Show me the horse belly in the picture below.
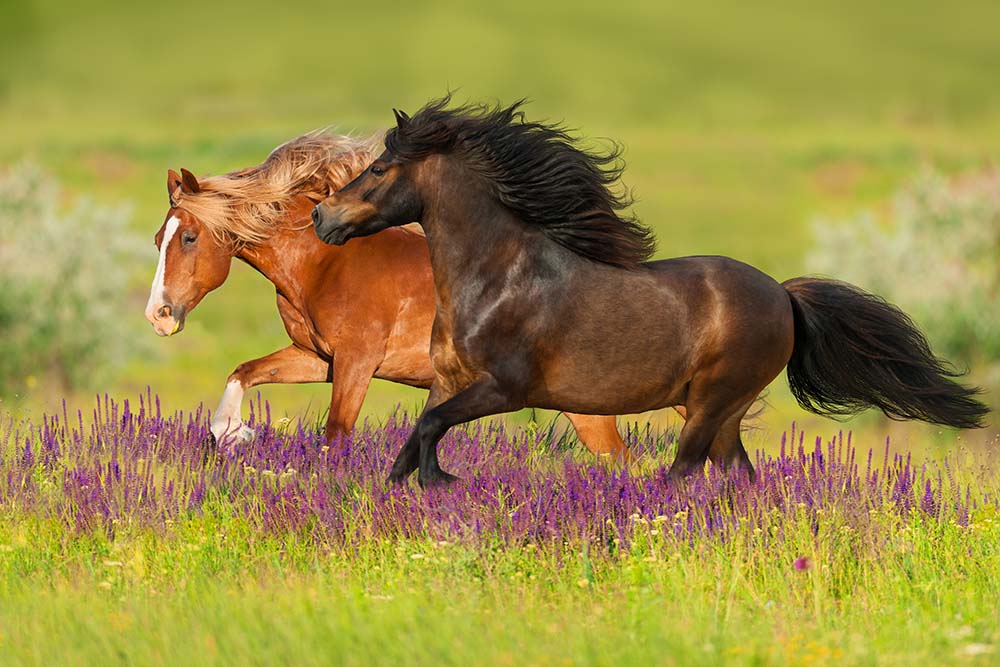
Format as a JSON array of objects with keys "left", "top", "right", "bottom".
[
  {"left": 527, "top": 372, "right": 687, "bottom": 415},
  {"left": 529, "top": 331, "right": 692, "bottom": 415},
  {"left": 374, "top": 352, "right": 434, "bottom": 388}
]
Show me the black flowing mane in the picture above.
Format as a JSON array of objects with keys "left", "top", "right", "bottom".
[{"left": 385, "top": 97, "right": 656, "bottom": 268}]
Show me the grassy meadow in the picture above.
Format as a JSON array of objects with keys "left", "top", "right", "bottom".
[
  {"left": 2, "top": 1, "right": 1000, "bottom": 664},
  {"left": 1, "top": 395, "right": 998, "bottom": 665}
]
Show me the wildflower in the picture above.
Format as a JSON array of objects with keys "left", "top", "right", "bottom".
[{"left": 793, "top": 556, "right": 811, "bottom": 571}]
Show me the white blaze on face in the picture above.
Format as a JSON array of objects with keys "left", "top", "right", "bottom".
[{"left": 145, "top": 216, "right": 181, "bottom": 330}]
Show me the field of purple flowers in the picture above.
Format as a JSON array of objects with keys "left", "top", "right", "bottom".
[
  {"left": 4, "top": 392, "right": 991, "bottom": 547},
  {"left": 1, "top": 392, "right": 998, "bottom": 665}
]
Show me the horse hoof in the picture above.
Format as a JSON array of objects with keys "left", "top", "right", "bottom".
[
  {"left": 386, "top": 470, "right": 411, "bottom": 486},
  {"left": 201, "top": 431, "right": 218, "bottom": 465},
  {"left": 418, "top": 470, "right": 460, "bottom": 489},
  {"left": 211, "top": 421, "right": 256, "bottom": 447}
]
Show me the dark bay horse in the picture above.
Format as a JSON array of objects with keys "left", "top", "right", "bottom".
[
  {"left": 145, "top": 132, "right": 628, "bottom": 458},
  {"left": 312, "top": 98, "right": 989, "bottom": 487}
]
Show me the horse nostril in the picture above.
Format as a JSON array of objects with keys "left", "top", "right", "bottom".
[
  {"left": 311, "top": 206, "right": 321, "bottom": 225},
  {"left": 157, "top": 305, "right": 172, "bottom": 319}
]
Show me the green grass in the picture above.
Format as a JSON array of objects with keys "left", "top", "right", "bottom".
[{"left": 2, "top": 506, "right": 998, "bottom": 665}]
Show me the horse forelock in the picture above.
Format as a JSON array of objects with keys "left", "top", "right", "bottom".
[{"left": 173, "top": 131, "right": 378, "bottom": 250}]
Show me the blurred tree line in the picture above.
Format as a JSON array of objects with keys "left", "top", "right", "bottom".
[{"left": 0, "top": 164, "right": 145, "bottom": 397}]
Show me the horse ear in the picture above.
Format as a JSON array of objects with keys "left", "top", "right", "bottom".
[
  {"left": 180, "top": 168, "right": 201, "bottom": 194},
  {"left": 393, "top": 108, "right": 410, "bottom": 128},
  {"left": 167, "top": 169, "right": 183, "bottom": 204}
]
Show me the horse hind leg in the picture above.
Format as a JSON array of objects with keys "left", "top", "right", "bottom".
[
  {"left": 564, "top": 413, "right": 629, "bottom": 463},
  {"left": 668, "top": 410, "right": 726, "bottom": 481},
  {"left": 668, "top": 375, "right": 759, "bottom": 481},
  {"left": 707, "top": 401, "right": 756, "bottom": 482}
]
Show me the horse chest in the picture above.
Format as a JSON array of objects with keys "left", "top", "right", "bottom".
[{"left": 276, "top": 294, "right": 332, "bottom": 357}]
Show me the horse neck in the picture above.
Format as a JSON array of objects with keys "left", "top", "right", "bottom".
[
  {"left": 234, "top": 211, "right": 330, "bottom": 304},
  {"left": 419, "top": 163, "right": 548, "bottom": 311}
]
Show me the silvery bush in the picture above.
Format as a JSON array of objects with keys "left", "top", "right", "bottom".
[
  {"left": 810, "top": 167, "right": 1000, "bottom": 384},
  {"left": 0, "top": 163, "right": 144, "bottom": 395}
]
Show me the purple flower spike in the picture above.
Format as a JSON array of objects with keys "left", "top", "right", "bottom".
[{"left": 0, "top": 394, "right": 994, "bottom": 562}]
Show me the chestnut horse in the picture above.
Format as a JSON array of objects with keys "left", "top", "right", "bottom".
[
  {"left": 144, "top": 132, "right": 628, "bottom": 458},
  {"left": 312, "top": 98, "right": 989, "bottom": 487}
]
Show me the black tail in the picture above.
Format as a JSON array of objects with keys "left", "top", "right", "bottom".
[{"left": 783, "top": 277, "right": 989, "bottom": 429}]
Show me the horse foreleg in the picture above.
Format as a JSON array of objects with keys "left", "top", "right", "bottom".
[
  {"left": 387, "top": 382, "right": 454, "bottom": 483},
  {"left": 563, "top": 413, "right": 629, "bottom": 463},
  {"left": 212, "top": 345, "right": 330, "bottom": 446},
  {"left": 323, "top": 354, "right": 380, "bottom": 445},
  {"left": 389, "top": 377, "right": 518, "bottom": 487}
]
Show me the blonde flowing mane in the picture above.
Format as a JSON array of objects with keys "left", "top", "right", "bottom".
[{"left": 172, "top": 131, "right": 378, "bottom": 249}]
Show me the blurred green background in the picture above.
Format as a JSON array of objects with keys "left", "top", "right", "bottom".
[{"left": 2, "top": 0, "right": 998, "bottom": 451}]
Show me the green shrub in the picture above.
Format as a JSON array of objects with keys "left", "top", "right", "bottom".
[
  {"left": 0, "top": 163, "right": 144, "bottom": 396},
  {"left": 809, "top": 167, "right": 1000, "bottom": 381}
]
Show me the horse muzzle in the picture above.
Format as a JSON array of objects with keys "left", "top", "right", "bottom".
[
  {"left": 312, "top": 200, "right": 384, "bottom": 246},
  {"left": 145, "top": 302, "right": 187, "bottom": 337},
  {"left": 311, "top": 204, "right": 352, "bottom": 246}
]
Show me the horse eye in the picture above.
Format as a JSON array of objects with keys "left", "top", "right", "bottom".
[
  {"left": 371, "top": 164, "right": 385, "bottom": 176},
  {"left": 181, "top": 232, "right": 197, "bottom": 246}
]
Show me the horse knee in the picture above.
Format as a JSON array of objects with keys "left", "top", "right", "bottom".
[
  {"left": 417, "top": 411, "right": 446, "bottom": 442},
  {"left": 229, "top": 363, "right": 252, "bottom": 386}
]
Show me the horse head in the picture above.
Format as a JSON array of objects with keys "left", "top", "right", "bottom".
[{"left": 145, "top": 169, "right": 233, "bottom": 336}]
